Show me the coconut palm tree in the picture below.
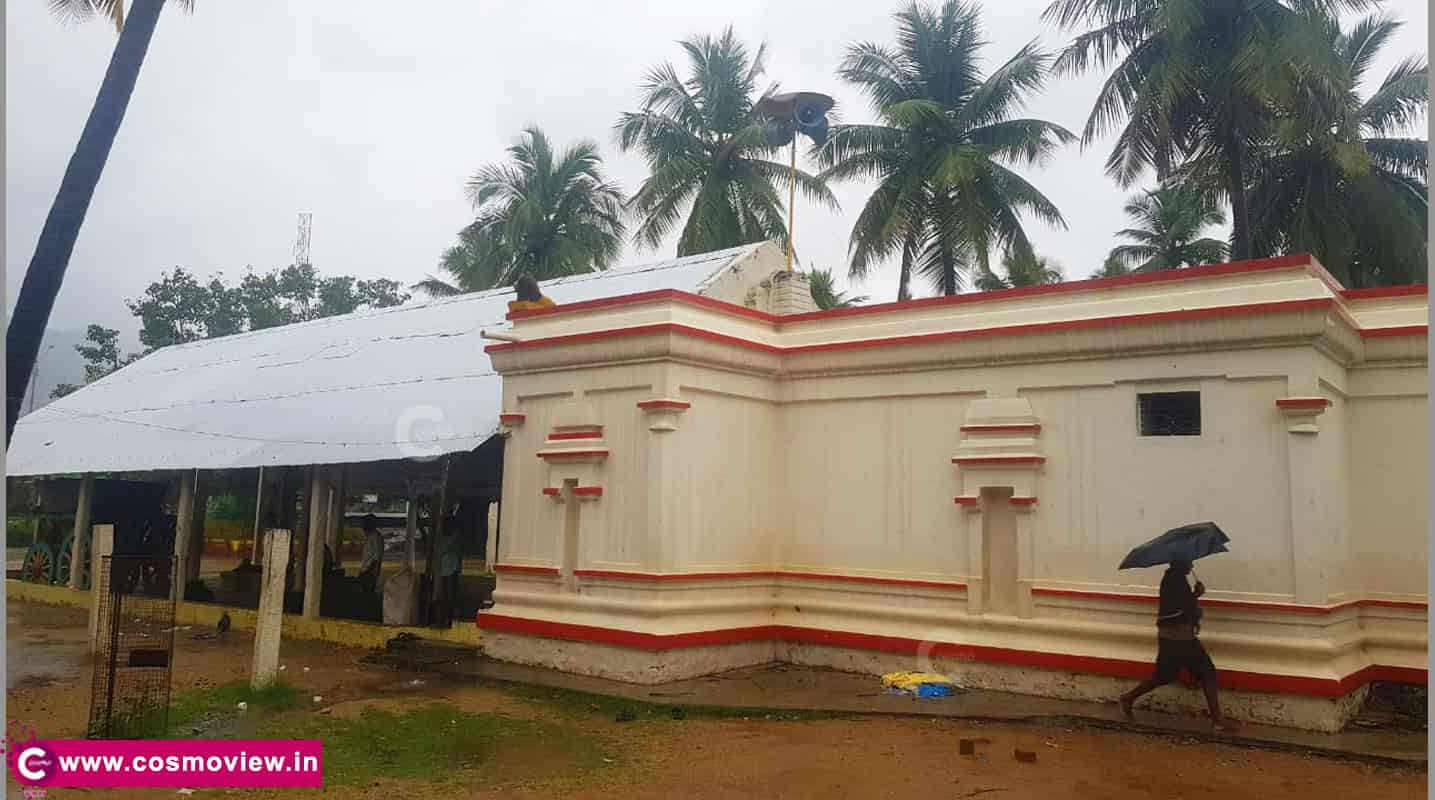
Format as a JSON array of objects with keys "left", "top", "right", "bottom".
[
  {"left": 1247, "top": 12, "right": 1427, "bottom": 287},
  {"left": 616, "top": 27, "right": 836, "bottom": 256},
  {"left": 6, "top": 0, "right": 190, "bottom": 445},
  {"left": 417, "top": 127, "right": 626, "bottom": 297},
  {"left": 804, "top": 268, "right": 869, "bottom": 309},
  {"left": 1090, "top": 254, "right": 1133, "bottom": 279},
  {"left": 816, "top": 0, "right": 1073, "bottom": 297},
  {"left": 1042, "top": 0, "right": 1369, "bottom": 262},
  {"left": 1107, "top": 183, "right": 1229, "bottom": 271},
  {"left": 975, "top": 251, "right": 1065, "bottom": 291}
]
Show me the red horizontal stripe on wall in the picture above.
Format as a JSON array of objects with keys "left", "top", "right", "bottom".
[
  {"left": 1360, "top": 325, "right": 1428, "bottom": 339},
  {"left": 637, "top": 399, "right": 692, "bottom": 410},
  {"left": 1030, "top": 587, "right": 1427, "bottom": 615},
  {"left": 541, "top": 488, "right": 560, "bottom": 497},
  {"left": 572, "top": 486, "right": 604, "bottom": 497},
  {"left": 548, "top": 431, "right": 603, "bottom": 440},
  {"left": 498, "top": 413, "right": 526, "bottom": 424},
  {"left": 1342, "top": 285, "right": 1428, "bottom": 300},
  {"left": 493, "top": 564, "right": 561, "bottom": 576},
  {"left": 1009, "top": 497, "right": 1039, "bottom": 506},
  {"left": 954, "top": 497, "right": 978, "bottom": 506},
  {"left": 1275, "top": 398, "right": 1331, "bottom": 408},
  {"left": 472, "top": 614, "right": 1423, "bottom": 695}
]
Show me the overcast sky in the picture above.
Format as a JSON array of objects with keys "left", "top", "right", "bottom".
[{"left": 7, "top": 0, "right": 1428, "bottom": 338}]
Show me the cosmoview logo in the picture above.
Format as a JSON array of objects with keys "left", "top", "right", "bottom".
[
  {"left": 395, "top": 404, "right": 451, "bottom": 462},
  {"left": 15, "top": 744, "right": 55, "bottom": 783}
]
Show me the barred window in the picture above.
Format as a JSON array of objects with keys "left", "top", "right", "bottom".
[{"left": 1138, "top": 392, "right": 1201, "bottom": 436}]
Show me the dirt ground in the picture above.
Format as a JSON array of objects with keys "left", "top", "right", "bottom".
[{"left": 6, "top": 601, "right": 1424, "bottom": 799}]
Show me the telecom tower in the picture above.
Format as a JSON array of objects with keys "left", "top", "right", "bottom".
[{"left": 294, "top": 212, "right": 312, "bottom": 266}]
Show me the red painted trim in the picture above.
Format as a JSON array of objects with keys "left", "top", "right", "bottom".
[
  {"left": 506, "top": 289, "right": 782, "bottom": 324},
  {"left": 493, "top": 564, "right": 561, "bottom": 576},
  {"left": 1354, "top": 599, "right": 1429, "bottom": 611},
  {"left": 953, "top": 496, "right": 978, "bottom": 506},
  {"left": 574, "top": 569, "right": 776, "bottom": 582},
  {"left": 638, "top": 399, "right": 692, "bottom": 410},
  {"left": 785, "top": 299, "right": 1336, "bottom": 355},
  {"left": 961, "top": 423, "right": 1041, "bottom": 434},
  {"left": 1009, "top": 497, "right": 1039, "bottom": 507},
  {"left": 1030, "top": 587, "right": 1428, "bottom": 615},
  {"left": 487, "top": 322, "right": 783, "bottom": 355},
  {"left": 472, "top": 615, "right": 1423, "bottom": 694},
  {"left": 568, "top": 569, "right": 967, "bottom": 591},
  {"left": 1275, "top": 398, "right": 1331, "bottom": 409},
  {"left": 952, "top": 455, "right": 1046, "bottom": 465},
  {"left": 489, "top": 299, "right": 1341, "bottom": 358},
  {"left": 498, "top": 413, "right": 526, "bottom": 424},
  {"left": 541, "top": 488, "right": 560, "bottom": 497},
  {"left": 779, "top": 255, "right": 1322, "bottom": 324},
  {"left": 548, "top": 431, "right": 603, "bottom": 441},
  {"left": 1361, "top": 325, "right": 1428, "bottom": 339},
  {"left": 536, "top": 449, "right": 609, "bottom": 460},
  {"left": 1341, "top": 285, "right": 1427, "bottom": 300},
  {"left": 572, "top": 486, "right": 604, "bottom": 497}
]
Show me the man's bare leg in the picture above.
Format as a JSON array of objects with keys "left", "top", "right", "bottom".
[
  {"left": 1201, "top": 677, "right": 1231, "bottom": 730},
  {"left": 1120, "top": 679, "right": 1165, "bottom": 720}
]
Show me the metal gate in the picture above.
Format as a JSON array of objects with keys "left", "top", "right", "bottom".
[{"left": 87, "top": 555, "right": 177, "bottom": 739}]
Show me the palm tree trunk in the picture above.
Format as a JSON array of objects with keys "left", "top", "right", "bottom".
[
  {"left": 940, "top": 248, "right": 958, "bottom": 296},
  {"left": 1223, "top": 128, "right": 1252, "bottom": 262},
  {"left": 5, "top": 0, "right": 166, "bottom": 445},
  {"left": 897, "top": 234, "right": 915, "bottom": 302}
]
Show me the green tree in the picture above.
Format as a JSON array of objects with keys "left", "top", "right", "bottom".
[
  {"left": 1043, "top": 0, "right": 1365, "bottom": 262},
  {"left": 804, "top": 268, "right": 869, "bottom": 309},
  {"left": 1107, "top": 183, "right": 1229, "bottom": 271},
  {"left": 1090, "top": 254, "right": 1133, "bottom": 279},
  {"left": 128, "top": 264, "right": 409, "bottom": 350},
  {"left": 7, "top": 0, "right": 191, "bottom": 445},
  {"left": 816, "top": 1, "right": 1072, "bottom": 297},
  {"left": 419, "top": 127, "right": 627, "bottom": 297},
  {"left": 1246, "top": 12, "right": 1428, "bottom": 287},
  {"left": 50, "top": 324, "right": 140, "bottom": 399},
  {"left": 616, "top": 27, "right": 837, "bottom": 256},
  {"left": 975, "top": 251, "right": 1065, "bottom": 291}
]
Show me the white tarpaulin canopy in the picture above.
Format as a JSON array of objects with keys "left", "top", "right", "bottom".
[{"left": 9, "top": 244, "right": 766, "bottom": 476}]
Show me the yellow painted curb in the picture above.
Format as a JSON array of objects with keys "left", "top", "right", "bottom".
[{"left": 7, "top": 580, "right": 481, "bottom": 649}]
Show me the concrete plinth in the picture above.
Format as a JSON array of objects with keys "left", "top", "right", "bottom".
[
  {"left": 86, "top": 524, "right": 115, "bottom": 654},
  {"left": 479, "top": 631, "right": 778, "bottom": 685},
  {"left": 251, "top": 528, "right": 291, "bottom": 689}
]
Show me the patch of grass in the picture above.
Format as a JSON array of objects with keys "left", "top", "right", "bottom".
[
  {"left": 262, "top": 703, "right": 607, "bottom": 786},
  {"left": 169, "top": 681, "right": 302, "bottom": 733},
  {"left": 499, "top": 680, "right": 848, "bottom": 723}
]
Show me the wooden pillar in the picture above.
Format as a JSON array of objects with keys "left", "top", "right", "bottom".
[
  {"left": 326, "top": 469, "right": 346, "bottom": 569},
  {"left": 67, "top": 475, "right": 94, "bottom": 589},
  {"left": 249, "top": 467, "right": 266, "bottom": 563},
  {"left": 251, "top": 527, "right": 291, "bottom": 689},
  {"left": 186, "top": 471, "right": 209, "bottom": 584},
  {"left": 302, "top": 468, "right": 330, "bottom": 619},
  {"left": 172, "top": 470, "right": 197, "bottom": 601},
  {"left": 428, "top": 458, "right": 451, "bottom": 603},
  {"left": 404, "top": 499, "right": 419, "bottom": 572},
  {"left": 87, "top": 524, "right": 115, "bottom": 654},
  {"left": 294, "top": 468, "right": 312, "bottom": 593}
]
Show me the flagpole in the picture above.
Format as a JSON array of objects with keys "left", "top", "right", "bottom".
[{"left": 786, "top": 137, "right": 797, "bottom": 272}]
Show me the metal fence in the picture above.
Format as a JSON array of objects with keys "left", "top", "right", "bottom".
[{"left": 87, "top": 555, "right": 177, "bottom": 739}]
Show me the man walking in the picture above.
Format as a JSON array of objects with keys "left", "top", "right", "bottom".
[{"left": 1120, "top": 560, "right": 1231, "bottom": 730}]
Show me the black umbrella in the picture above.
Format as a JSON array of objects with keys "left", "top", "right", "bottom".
[{"left": 1119, "top": 522, "right": 1230, "bottom": 570}]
